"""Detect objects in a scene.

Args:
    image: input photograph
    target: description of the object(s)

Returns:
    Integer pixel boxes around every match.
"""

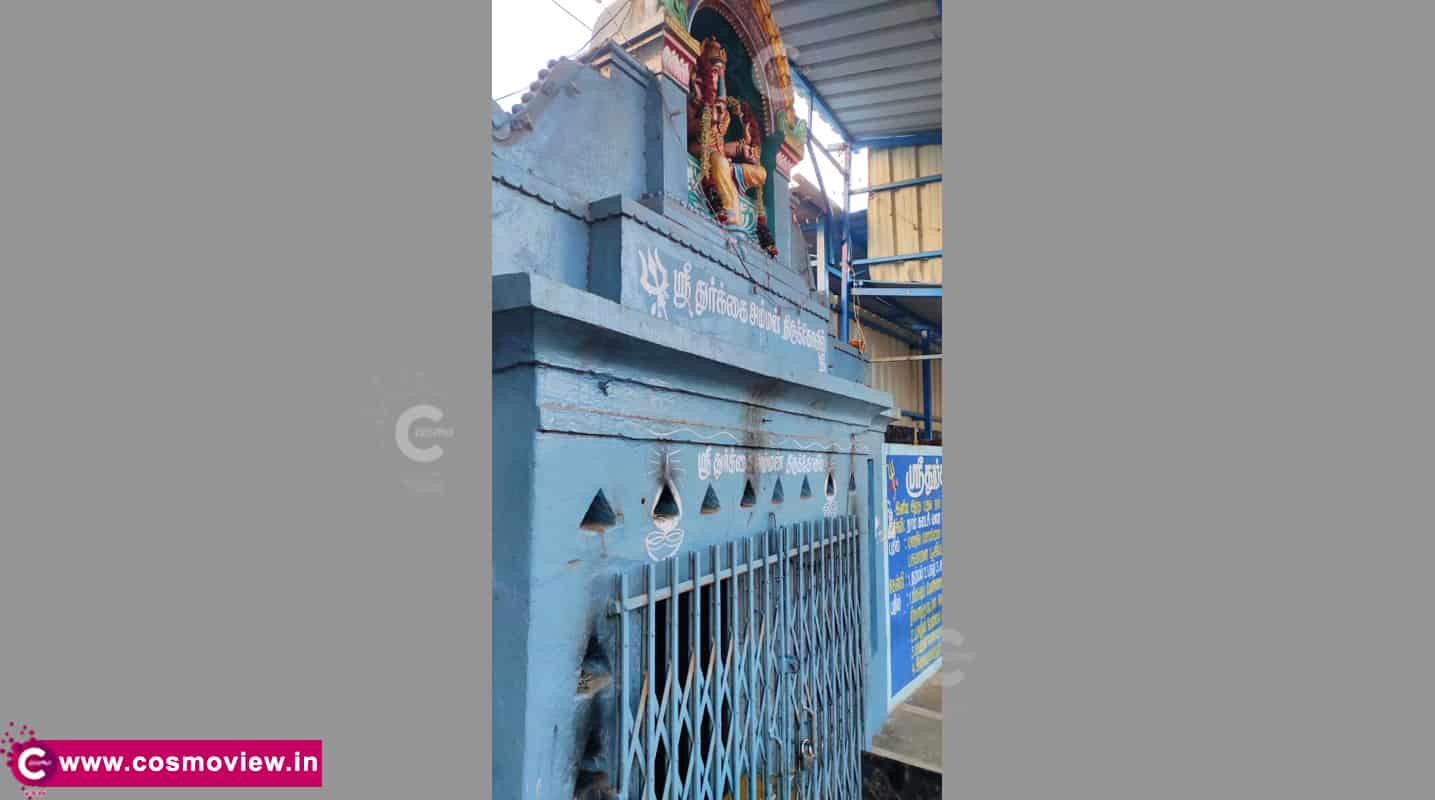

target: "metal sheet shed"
[774,0,943,143]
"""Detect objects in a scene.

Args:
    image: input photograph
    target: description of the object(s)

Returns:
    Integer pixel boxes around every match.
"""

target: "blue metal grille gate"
[610,514,865,799]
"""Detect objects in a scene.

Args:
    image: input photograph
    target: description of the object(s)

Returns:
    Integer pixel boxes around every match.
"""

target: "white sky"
[492,0,867,210]
[492,0,605,106]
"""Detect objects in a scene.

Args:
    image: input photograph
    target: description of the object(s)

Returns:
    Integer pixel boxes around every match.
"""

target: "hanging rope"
[847,259,868,353]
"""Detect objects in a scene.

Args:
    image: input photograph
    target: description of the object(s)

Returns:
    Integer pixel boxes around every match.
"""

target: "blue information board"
[883,446,944,703]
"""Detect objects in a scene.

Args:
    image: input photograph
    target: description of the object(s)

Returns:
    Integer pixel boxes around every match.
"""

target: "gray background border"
[2,2,494,797]
[943,2,1434,797]
[4,1,1433,798]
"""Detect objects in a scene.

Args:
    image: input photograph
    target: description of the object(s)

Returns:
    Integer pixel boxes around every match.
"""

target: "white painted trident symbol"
[638,248,670,320]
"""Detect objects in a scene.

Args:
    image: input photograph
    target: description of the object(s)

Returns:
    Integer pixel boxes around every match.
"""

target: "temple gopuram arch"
[686,0,796,143]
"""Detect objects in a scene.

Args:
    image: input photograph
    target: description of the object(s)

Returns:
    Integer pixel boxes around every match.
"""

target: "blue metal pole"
[921,343,933,440]
[850,284,943,298]
[826,214,837,272]
[841,144,853,344]
[852,250,942,268]
[850,174,942,195]
[832,304,925,348]
[902,410,943,424]
[852,130,943,150]
[843,145,853,258]
[792,67,854,144]
[810,136,848,175]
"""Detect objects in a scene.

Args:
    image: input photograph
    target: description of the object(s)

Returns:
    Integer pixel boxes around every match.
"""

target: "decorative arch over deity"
[585,0,809,257]
[683,0,807,255]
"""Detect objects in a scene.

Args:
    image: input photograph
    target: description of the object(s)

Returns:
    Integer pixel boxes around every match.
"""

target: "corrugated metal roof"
[773,0,942,142]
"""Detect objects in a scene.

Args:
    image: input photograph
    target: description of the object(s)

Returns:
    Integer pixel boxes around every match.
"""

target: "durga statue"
[687,37,778,256]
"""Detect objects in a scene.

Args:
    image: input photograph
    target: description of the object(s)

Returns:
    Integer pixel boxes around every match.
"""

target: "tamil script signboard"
[588,200,833,374]
[625,237,830,372]
[883,444,943,705]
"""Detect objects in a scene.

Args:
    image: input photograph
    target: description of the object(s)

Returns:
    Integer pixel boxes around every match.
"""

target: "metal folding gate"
[610,514,866,799]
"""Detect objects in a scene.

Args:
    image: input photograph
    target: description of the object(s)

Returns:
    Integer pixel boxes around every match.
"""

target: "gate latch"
[800,738,817,769]
[798,685,818,769]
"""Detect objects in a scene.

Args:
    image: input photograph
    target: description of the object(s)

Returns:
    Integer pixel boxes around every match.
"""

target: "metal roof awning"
[773,0,943,144]
[853,281,942,330]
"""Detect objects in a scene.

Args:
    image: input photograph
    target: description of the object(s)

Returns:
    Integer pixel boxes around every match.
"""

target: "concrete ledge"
[589,193,817,309]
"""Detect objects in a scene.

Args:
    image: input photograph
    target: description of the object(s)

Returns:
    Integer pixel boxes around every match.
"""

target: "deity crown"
[700,37,727,65]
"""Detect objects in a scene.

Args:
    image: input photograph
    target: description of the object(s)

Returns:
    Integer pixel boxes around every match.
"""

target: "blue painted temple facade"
[492,2,896,796]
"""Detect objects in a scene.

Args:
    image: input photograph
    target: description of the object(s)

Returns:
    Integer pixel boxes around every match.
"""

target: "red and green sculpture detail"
[686,37,778,256]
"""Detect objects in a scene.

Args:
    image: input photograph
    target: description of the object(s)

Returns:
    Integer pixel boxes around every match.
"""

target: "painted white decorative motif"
[638,248,670,320]
[645,451,686,561]
[645,515,685,562]
[645,496,685,560]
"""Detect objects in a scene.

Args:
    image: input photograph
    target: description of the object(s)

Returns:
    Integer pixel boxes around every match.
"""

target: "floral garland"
[699,104,716,179]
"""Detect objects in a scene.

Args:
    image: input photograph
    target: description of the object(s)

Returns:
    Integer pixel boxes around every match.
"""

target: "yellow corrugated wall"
[857,144,942,432]
[859,323,942,433]
[828,307,942,433]
[825,145,942,432]
[866,144,943,283]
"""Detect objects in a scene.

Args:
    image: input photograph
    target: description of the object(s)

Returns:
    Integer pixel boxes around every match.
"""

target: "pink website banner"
[7,740,323,788]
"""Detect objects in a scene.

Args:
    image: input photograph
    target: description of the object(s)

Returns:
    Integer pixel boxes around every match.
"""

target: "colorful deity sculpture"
[687,37,778,256]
